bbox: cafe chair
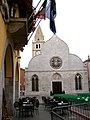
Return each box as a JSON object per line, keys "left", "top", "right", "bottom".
{"left": 14, "top": 101, "right": 20, "bottom": 117}
{"left": 34, "top": 99, "right": 39, "bottom": 115}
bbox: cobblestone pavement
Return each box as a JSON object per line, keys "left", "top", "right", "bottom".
{"left": 12, "top": 104, "right": 51, "bottom": 120}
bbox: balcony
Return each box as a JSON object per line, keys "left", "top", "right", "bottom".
{"left": 6, "top": 0, "right": 34, "bottom": 50}
{"left": 8, "top": 18, "right": 28, "bottom": 50}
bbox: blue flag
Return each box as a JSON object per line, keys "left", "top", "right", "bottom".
{"left": 50, "top": 0, "right": 56, "bottom": 34}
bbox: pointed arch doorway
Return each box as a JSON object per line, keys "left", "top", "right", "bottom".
{"left": 52, "top": 81, "right": 62, "bottom": 94}
{"left": 52, "top": 73, "right": 62, "bottom": 94}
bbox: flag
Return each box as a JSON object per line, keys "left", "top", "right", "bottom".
{"left": 34, "top": 0, "right": 56, "bottom": 34}
{"left": 47, "top": 0, "right": 56, "bottom": 34}
{"left": 34, "top": 0, "right": 47, "bottom": 19}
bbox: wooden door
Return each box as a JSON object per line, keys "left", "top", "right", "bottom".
{"left": 52, "top": 82, "right": 62, "bottom": 94}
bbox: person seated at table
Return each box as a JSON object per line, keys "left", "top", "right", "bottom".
{"left": 19, "top": 98, "right": 23, "bottom": 107}
{"left": 35, "top": 99, "right": 39, "bottom": 115}
{"left": 35, "top": 99, "right": 39, "bottom": 108}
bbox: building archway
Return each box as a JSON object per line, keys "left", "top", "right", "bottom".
{"left": 3, "top": 44, "right": 13, "bottom": 116}
{"left": 52, "top": 73, "right": 62, "bottom": 94}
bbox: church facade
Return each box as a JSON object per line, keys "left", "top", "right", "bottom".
{"left": 25, "top": 26, "right": 89, "bottom": 97}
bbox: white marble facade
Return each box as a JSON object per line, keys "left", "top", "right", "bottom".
{"left": 25, "top": 34, "right": 89, "bottom": 97}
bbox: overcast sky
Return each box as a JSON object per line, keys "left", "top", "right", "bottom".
{"left": 20, "top": 0, "right": 90, "bottom": 69}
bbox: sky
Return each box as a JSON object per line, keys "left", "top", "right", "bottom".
{"left": 20, "top": 0, "right": 90, "bottom": 69}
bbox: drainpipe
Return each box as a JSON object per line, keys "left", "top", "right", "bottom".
{"left": 87, "top": 55, "right": 90, "bottom": 91}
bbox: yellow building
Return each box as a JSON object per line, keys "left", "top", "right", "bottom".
{"left": 0, "top": 0, "right": 34, "bottom": 119}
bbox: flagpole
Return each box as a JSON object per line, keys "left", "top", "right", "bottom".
{"left": 28, "top": 17, "right": 37, "bottom": 31}
{"left": 28, "top": 0, "right": 44, "bottom": 35}
{"left": 28, "top": 19, "right": 42, "bottom": 40}
{"left": 28, "top": 0, "right": 42, "bottom": 21}
{"left": 28, "top": 0, "right": 46, "bottom": 30}
{"left": 28, "top": 0, "right": 49, "bottom": 32}
{"left": 28, "top": 0, "right": 48, "bottom": 40}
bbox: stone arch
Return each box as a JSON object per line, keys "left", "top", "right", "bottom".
{"left": 3, "top": 44, "right": 14, "bottom": 116}
{"left": 52, "top": 73, "right": 62, "bottom": 80}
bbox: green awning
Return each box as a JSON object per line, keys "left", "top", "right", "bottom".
{"left": 54, "top": 94, "right": 90, "bottom": 103}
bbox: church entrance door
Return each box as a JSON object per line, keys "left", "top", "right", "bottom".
{"left": 52, "top": 82, "right": 62, "bottom": 94}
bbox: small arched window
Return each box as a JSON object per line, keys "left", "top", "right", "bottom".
{"left": 75, "top": 73, "right": 82, "bottom": 90}
{"left": 36, "top": 44, "right": 38, "bottom": 49}
{"left": 32, "top": 75, "right": 39, "bottom": 91}
{"left": 39, "top": 44, "right": 40, "bottom": 48}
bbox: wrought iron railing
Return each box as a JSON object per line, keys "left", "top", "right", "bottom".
{"left": 51, "top": 102, "right": 90, "bottom": 120}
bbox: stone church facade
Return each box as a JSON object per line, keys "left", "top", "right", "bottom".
{"left": 25, "top": 26, "right": 89, "bottom": 97}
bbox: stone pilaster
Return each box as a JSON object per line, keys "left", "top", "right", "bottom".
{"left": 0, "top": 70, "right": 3, "bottom": 120}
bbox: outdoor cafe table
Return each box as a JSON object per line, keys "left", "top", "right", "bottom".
{"left": 22, "top": 102, "right": 34, "bottom": 117}
{"left": 52, "top": 102, "right": 69, "bottom": 115}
